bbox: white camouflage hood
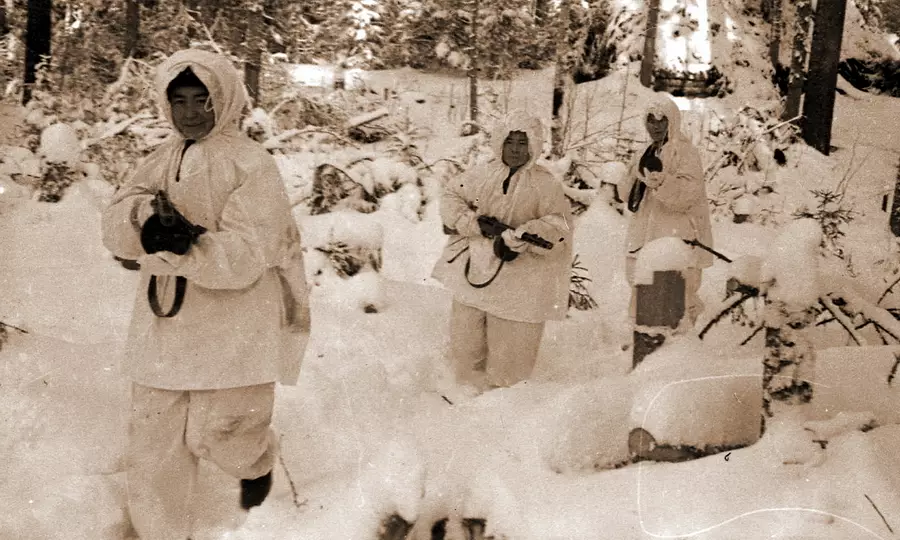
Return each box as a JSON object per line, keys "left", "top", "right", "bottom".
{"left": 154, "top": 49, "right": 248, "bottom": 140}
{"left": 646, "top": 92, "right": 687, "bottom": 143}
{"left": 489, "top": 109, "right": 545, "bottom": 170}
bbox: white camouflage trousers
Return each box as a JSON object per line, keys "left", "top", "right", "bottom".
{"left": 126, "top": 382, "right": 277, "bottom": 540}
{"left": 449, "top": 300, "right": 545, "bottom": 389}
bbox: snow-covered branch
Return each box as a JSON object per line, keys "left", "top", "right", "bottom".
{"left": 819, "top": 296, "right": 867, "bottom": 346}
{"left": 81, "top": 112, "right": 154, "bottom": 149}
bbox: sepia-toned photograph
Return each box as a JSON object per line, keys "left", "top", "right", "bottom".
{"left": 1, "top": 0, "right": 899, "bottom": 538}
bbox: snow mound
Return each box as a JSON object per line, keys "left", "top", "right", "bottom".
{"left": 634, "top": 236, "right": 697, "bottom": 285}
{"left": 761, "top": 218, "right": 823, "bottom": 309}
{"left": 39, "top": 123, "right": 81, "bottom": 165}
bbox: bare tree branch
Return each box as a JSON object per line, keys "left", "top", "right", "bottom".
{"left": 698, "top": 291, "right": 756, "bottom": 340}
{"left": 819, "top": 297, "right": 866, "bottom": 345}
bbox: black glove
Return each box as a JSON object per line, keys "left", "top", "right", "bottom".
{"left": 477, "top": 215, "right": 507, "bottom": 238}
{"left": 628, "top": 180, "right": 647, "bottom": 213}
{"left": 140, "top": 191, "right": 207, "bottom": 255}
{"left": 493, "top": 236, "right": 519, "bottom": 262}
{"left": 640, "top": 154, "right": 663, "bottom": 174}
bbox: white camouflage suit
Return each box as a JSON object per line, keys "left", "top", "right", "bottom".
{"left": 619, "top": 93, "right": 714, "bottom": 326}
{"left": 432, "top": 111, "right": 573, "bottom": 389}
{"left": 101, "top": 49, "right": 310, "bottom": 540}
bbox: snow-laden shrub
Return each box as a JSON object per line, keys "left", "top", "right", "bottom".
{"left": 792, "top": 188, "right": 857, "bottom": 264}
{"left": 704, "top": 105, "right": 797, "bottom": 224}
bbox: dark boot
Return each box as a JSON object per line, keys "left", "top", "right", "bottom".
{"left": 240, "top": 470, "right": 273, "bottom": 510}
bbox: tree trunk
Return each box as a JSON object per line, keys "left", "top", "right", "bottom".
{"left": 801, "top": 0, "right": 847, "bottom": 155}
{"left": 243, "top": 1, "right": 265, "bottom": 107}
{"left": 782, "top": 0, "right": 812, "bottom": 124}
{"left": 0, "top": 1, "right": 8, "bottom": 37}
{"left": 124, "top": 0, "right": 140, "bottom": 58}
{"left": 761, "top": 298, "right": 816, "bottom": 430}
{"left": 768, "top": 0, "right": 783, "bottom": 70}
{"left": 550, "top": 0, "right": 570, "bottom": 157}
{"left": 639, "top": 0, "right": 660, "bottom": 88}
{"left": 23, "top": 0, "right": 52, "bottom": 105}
{"left": 534, "top": 0, "right": 549, "bottom": 25}
{"left": 468, "top": 0, "right": 478, "bottom": 123}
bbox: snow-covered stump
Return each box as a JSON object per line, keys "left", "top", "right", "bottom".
{"left": 632, "top": 238, "right": 696, "bottom": 368}
{"left": 37, "top": 123, "right": 82, "bottom": 203}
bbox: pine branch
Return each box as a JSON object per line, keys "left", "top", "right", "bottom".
{"left": 698, "top": 291, "right": 756, "bottom": 340}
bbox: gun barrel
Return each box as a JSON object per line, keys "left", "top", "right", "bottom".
{"left": 521, "top": 232, "right": 553, "bottom": 249}
{"left": 477, "top": 215, "right": 554, "bottom": 249}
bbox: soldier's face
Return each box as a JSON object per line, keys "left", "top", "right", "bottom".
{"left": 170, "top": 86, "right": 216, "bottom": 140}
{"left": 502, "top": 131, "right": 530, "bottom": 168}
{"left": 646, "top": 114, "right": 668, "bottom": 142}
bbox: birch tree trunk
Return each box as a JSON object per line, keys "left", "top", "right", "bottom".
{"left": 464, "top": 0, "right": 479, "bottom": 135}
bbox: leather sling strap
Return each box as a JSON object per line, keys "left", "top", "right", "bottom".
{"left": 148, "top": 275, "right": 188, "bottom": 318}
{"left": 147, "top": 140, "right": 195, "bottom": 318}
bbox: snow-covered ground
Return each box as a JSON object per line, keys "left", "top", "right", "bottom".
{"left": 3, "top": 23, "right": 900, "bottom": 540}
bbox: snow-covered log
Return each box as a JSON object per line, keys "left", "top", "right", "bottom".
{"left": 347, "top": 107, "right": 389, "bottom": 129}
{"left": 629, "top": 373, "right": 763, "bottom": 461}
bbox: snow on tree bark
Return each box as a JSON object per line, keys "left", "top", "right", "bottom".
{"left": 782, "top": 0, "right": 812, "bottom": 123}
{"left": 767, "top": 0, "right": 784, "bottom": 70}
{"left": 762, "top": 298, "right": 816, "bottom": 421}
{"left": 467, "top": 0, "right": 479, "bottom": 133}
